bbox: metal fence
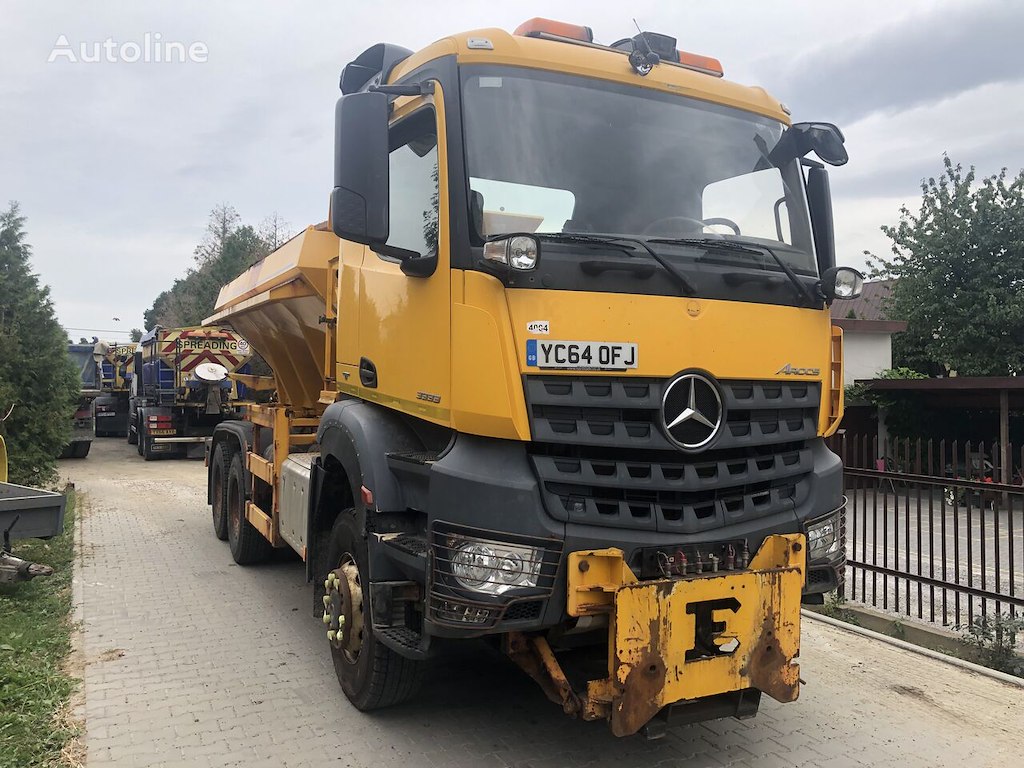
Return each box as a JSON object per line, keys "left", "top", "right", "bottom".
{"left": 829, "top": 434, "right": 1024, "bottom": 632}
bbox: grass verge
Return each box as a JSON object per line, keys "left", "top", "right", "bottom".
{"left": 0, "top": 492, "right": 78, "bottom": 768}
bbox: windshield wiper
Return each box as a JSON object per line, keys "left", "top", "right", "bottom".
{"left": 533, "top": 233, "right": 696, "bottom": 296}
{"left": 523, "top": 233, "right": 630, "bottom": 251}
{"left": 646, "top": 237, "right": 817, "bottom": 307}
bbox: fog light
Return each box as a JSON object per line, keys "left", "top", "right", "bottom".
{"left": 805, "top": 511, "right": 842, "bottom": 561}
{"left": 482, "top": 235, "right": 539, "bottom": 271}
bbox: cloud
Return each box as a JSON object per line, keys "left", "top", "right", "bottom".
{"left": 833, "top": 80, "right": 1024, "bottom": 199}
{"left": 772, "top": 0, "right": 1024, "bottom": 124}
{"left": 2, "top": 0, "right": 1023, "bottom": 333}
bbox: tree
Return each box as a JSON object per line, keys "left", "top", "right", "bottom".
{"left": 193, "top": 203, "right": 241, "bottom": 266}
{"left": 0, "top": 203, "right": 80, "bottom": 486}
{"left": 258, "top": 212, "right": 292, "bottom": 252}
{"left": 868, "top": 157, "right": 1024, "bottom": 376}
{"left": 143, "top": 211, "right": 270, "bottom": 329}
{"left": 130, "top": 328, "right": 143, "bottom": 342}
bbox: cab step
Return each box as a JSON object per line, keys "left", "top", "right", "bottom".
{"left": 386, "top": 451, "right": 440, "bottom": 479}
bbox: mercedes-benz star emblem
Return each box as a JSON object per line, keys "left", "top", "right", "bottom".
{"left": 662, "top": 373, "right": 723, "bottom": 451}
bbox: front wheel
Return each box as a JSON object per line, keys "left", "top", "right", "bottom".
{"left": 321, "top": 510, "right": 424, "bottom": 710}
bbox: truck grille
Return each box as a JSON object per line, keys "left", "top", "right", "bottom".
{"left": 525, "top": 376, "right": 820, "bottom": 532}
{"left": 525, "top": 376, "right": 819, "bottom": 451}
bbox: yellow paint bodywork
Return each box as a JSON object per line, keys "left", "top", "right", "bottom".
{"left": 335, "top": 87, "right": 454, "bottom": 426}
{"left": 569, "top": 535, "right": 805, "bottom": 737}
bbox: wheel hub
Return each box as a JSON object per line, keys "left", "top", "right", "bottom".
{"left": 323, "top": 560, "right": 363, "bottom": 656}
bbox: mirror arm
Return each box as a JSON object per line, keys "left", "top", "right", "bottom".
{"left": 369, "top": 81, "right": 435, "bottom": 97}
{"left": 372, "top": 243, "right": 420, "bottom": 262}
{"left": 369, "top": 242, "right": 438, "bottom": 278}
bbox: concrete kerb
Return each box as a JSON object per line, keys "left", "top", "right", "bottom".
{"left": 802, "top": 609, "right": 1024, "bottom": 688}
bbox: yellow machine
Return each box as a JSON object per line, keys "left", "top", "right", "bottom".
{"left": 93, "top": 341, "right": 137, "bottom": 438}
{"left": 205, "top": 18, "right": 861, "bottom": 737}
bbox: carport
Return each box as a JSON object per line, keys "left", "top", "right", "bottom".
{"left": 860, "top": 376, "right": 1024, "bottom": 483}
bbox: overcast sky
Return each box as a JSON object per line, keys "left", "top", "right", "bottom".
{"left": 2, "top": 0, "right": 1022, "bottom": 338}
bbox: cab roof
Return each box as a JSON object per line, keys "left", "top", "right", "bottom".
{"left": 377, "top": 25, "right": 789, "bottom": 124}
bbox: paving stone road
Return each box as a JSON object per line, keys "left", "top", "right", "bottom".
{"left": 65, "top": 439, "right": 1024, "bottom": 768}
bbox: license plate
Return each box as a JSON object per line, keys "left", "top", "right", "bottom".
{"left": 149, "top": 429, "right": 176, "bottom": 436}
{"left": 96, "top": 412, "right": 115, "bottom": 417}
{"left": 527, "top": 339, "right": 637, "bottom": 370}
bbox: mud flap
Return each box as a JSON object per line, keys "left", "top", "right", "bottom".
{"left": 569, "top": 534, "right": 805, "bottom": 737}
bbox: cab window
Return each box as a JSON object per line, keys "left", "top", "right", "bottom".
{"left": 386, "top": 109, "right": 439, "bottom": 256}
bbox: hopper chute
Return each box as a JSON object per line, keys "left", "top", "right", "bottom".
{"left": 204, "top": 225, "right": 338, "bottom": 409}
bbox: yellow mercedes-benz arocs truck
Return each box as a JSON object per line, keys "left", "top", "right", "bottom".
{"left": 205, "top": 19, "right": 862, "bottom": 738}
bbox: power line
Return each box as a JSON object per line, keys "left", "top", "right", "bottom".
{"left": 64, "top": 326, "right": 135, "bottom": 335}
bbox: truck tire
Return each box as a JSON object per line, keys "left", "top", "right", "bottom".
{"left": 323, "top": 510, "right": 424, "bottom": 710}
{"left": 210, "top": 443, "right": 229, "bottom": 541}
{"left": 226, "top": 453, "right": 271, "bottom": 564}
{"left": 74, "top": 441, "right": 91, "bottom": 459}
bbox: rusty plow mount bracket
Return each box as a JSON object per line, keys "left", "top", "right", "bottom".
{"left": 508, "top": 534, "right": 806, "bottom": 737}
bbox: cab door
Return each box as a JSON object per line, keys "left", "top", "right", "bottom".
{"left": 351, "top": 90, "right": 451, "bottom": 427}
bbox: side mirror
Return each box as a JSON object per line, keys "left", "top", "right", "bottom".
{"left": 331, "top": 91, "right": 390, "bottom": 244}
{"left": 771, "top": 122, "right": 848, "bottom": 167}
{"left": 802, "top": 123, "right": 847, "bottom": 166}
{"left": 819, "top": 267, "right": 864, "bottom": 304}
{"left": 806, "top": 166, "right": 836, "bottom": 274}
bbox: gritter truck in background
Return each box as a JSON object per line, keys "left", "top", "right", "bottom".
{"left": 128, "top": 326, "right": 251, "bottom": 460}
{"left": 204, "top": 18, "right": 863, "bottom": 738}
{"left": 59, "top": 343, "right": 101, "bottom": 459}
{"left": 93, "top": 341, "right": 137, "bottom": 438}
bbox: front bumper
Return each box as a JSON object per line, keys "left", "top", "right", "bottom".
{"left": 508, "top": 533, "right": 805, "bottom": 737}
{"left": 411, "top": 435, "right": 842, "bottom": 638}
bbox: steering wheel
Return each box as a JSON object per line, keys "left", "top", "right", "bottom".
{"left": 642, "top": 216, "right": 742, "bottom": 237}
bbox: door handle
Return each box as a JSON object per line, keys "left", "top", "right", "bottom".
{"left": 359, "top": 357, "right": 377, "bottom": 389}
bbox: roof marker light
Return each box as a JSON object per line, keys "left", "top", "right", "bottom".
{"left": 677, "top": 50, "right": 724, "bottom": 77}
{"left": 513, "top": 18, "right": 594, "bottom": 43}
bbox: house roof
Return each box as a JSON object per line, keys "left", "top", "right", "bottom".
{"left": 830, "top": 279, "right": 897, "bottom": 322}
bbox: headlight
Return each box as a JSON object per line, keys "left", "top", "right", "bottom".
{"left": 449, "top": 536, "right": 543, "bottom": 595}
{"left": 805, "top": 511, "right": 842, "bottom": 561}
{"left": 820, "top": 266, "right": 865, "bottom": 302}
{"left": 482, "top": 235, "right": 539, "bottom": 271}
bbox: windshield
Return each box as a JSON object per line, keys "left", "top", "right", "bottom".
{"left": 461, "top": 66, "right": 817, "bottom": 274}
